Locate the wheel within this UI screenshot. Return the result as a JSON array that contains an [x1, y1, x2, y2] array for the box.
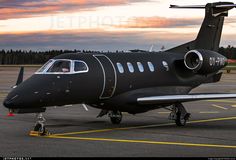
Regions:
[[34, 123, 41, 131], [34, 123, 46, 135], [175, 112, 186, 126], [110, 117, 122, 124], [110, 111, 122, 124]]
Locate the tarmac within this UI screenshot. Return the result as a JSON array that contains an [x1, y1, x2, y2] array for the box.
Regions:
[[0, 66, 236, 157]]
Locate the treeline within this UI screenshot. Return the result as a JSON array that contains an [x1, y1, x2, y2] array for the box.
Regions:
[[218, 45, 236, 59], [0, 46, 236, 64], [0, 49, 101, 65]]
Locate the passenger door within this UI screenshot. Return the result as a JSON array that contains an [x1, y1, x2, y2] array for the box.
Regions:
[[93, 55, 117, 99]]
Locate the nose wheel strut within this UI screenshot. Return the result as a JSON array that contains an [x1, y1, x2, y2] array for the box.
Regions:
[[30, 113, 49, 136]]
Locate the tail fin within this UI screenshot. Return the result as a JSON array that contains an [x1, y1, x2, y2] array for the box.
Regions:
[[167, 2, 236, 53]]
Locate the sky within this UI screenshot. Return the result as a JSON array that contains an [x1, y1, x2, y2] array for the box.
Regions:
[[0, 0, 236, 51]]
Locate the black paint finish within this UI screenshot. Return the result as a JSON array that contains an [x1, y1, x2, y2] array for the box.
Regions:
[[3, 2, 235, 114]]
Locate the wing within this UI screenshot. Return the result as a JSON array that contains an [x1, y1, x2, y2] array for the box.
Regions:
[[137, 94, 236, 105]]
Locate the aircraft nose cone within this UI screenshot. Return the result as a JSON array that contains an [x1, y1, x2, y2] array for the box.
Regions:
[[3, 99, 11, 108], [3, 95, 19, 109]]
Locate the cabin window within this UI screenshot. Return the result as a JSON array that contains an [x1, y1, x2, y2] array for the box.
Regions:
[[74, 61, 88, 73], [127, 62, 134, 73], [37, 59, 54, 73], [116, 63, 124, 73], [147, 62, 154, 72], [162, 61, 169, 71], [137, 62, 144, 72], [47, 60, 71, 73]]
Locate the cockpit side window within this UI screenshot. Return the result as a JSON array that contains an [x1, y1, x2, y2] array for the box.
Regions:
[[74, 61, 88, 73], [37, 59, 54, 73], [47, 60, 71, 73]]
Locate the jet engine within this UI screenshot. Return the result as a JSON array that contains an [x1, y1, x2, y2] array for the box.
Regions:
[[184, 49, 227, 74]]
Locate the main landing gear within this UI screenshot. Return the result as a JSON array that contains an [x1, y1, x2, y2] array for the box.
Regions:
[[108, 111, 123, 124], [168, 103, 191, 126], [30, 113, 49, 136], [97, 110, 123, 124]]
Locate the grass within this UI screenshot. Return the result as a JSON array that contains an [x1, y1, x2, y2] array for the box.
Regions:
[[228, 62, 236, 66]]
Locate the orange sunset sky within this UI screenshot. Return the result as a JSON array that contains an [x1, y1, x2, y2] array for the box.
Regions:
[[0, 0, 236, 51]]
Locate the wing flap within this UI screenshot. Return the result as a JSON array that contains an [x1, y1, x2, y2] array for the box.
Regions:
[[137, 94, 236, 105]]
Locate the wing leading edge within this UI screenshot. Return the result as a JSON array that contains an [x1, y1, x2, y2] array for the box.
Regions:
[[137, 94, 236, 105]]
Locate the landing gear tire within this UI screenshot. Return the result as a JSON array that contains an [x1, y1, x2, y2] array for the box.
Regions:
[[110, 117, 122, 124], [34, 123, 41, 131], [175, 112, 186, 126], [34, 123, 46, 135], [169, 103, 190, 127], [109, 111, 122, 124]]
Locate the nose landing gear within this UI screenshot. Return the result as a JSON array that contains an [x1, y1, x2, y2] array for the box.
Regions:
[[169, 103, 191, 126], [30, 113, 50, 136]]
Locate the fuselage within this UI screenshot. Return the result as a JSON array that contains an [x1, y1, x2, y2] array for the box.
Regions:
[[3, 51, 223, 114]]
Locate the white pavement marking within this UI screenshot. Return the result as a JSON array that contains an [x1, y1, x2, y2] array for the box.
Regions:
[[211, 104, 228, 110], [199, 111, 219, 114]]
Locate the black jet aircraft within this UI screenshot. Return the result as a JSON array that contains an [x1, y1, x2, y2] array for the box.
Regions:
[[3, 2, 236, 135]]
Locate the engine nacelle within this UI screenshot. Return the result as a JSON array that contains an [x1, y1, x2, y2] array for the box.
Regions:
[[184, 49, 227, 74]]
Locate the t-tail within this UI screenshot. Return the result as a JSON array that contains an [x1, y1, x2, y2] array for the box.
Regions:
[[167, 2, 236, 53]]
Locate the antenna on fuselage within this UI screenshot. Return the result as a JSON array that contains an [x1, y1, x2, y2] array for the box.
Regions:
[[149, 44, 154, 52], [12, 67, 24, 89]]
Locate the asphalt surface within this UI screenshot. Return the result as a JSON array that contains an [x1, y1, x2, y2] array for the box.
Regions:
[[0, 67, 236, 157]]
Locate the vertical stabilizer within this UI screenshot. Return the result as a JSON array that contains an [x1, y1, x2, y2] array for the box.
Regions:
[[167, 2, 236, 53]]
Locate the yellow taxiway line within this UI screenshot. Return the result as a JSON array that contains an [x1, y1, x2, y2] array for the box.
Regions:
[[187, 116, 236, 124], [29, 116, 236, 149], [52, 122, 175, 136], [45, 135, 236, 149], [207, 100, 236, 103], [52, 116, 236, 136]]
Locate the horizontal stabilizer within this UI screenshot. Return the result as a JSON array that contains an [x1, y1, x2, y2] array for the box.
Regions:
[[170, 5, 205, 9], [170, 2, 236, 9], [138, 94, 236, 105]]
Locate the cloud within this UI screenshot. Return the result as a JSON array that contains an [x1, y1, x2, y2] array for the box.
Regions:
[[0, 0, 146, 20], [117, 16, 203, 28], [0, 29, 235, 51], [113, 15, 236, 29], [0, 29, 200, 51]]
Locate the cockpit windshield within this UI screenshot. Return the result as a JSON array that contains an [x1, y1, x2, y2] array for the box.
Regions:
[[37, 59, 53, 73], [47, 60, 71, 73], [35, 59, 89, 74]]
